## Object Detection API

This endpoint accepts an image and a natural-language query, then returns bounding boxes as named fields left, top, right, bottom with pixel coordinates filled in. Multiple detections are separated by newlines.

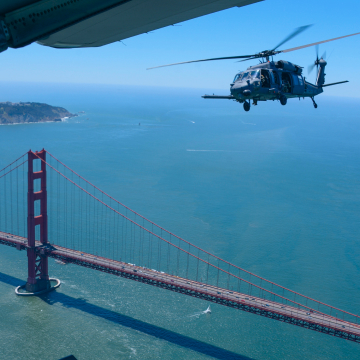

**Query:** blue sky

left=0, top=0, right=359, bottom=97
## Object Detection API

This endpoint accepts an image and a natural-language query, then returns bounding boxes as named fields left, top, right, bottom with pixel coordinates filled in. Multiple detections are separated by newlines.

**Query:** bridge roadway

left=1, top=231, right=360, bottom=343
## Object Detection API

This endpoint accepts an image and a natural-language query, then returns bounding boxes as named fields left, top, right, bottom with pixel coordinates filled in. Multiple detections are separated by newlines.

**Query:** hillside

left=0, top=102, right=76, bottom=124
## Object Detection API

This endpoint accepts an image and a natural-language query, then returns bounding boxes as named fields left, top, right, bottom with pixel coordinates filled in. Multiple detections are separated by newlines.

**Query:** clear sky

left=0, top=0, right=359, bottom=97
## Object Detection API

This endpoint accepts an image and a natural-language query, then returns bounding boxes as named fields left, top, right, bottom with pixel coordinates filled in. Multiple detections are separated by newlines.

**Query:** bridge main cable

left=0, top=160, right=28, bottom=180
left=43, top=151, right=360, bottom=323
left=33, top=152, right=359, bottom=323
left=35, top=153, right=329, bottom=314
left=0, top=152, right=28, bottom=174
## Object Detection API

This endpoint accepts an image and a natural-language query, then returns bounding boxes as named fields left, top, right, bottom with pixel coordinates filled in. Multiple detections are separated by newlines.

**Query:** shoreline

left=0, top=114, right=79, bottom=126
left=0, top=101, right=78, bottom=126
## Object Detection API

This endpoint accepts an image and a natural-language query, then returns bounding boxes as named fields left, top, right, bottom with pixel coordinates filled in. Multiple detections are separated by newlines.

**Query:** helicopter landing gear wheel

left=311, top=97, right=318, bottom=109
left=243, top=101, right=250, bottom=112
left=279, top=95, right=287, bottom=106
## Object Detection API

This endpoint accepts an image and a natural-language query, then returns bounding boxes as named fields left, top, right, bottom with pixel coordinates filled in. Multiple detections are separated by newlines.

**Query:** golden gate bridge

left=0, top=149, right=359, bottom=343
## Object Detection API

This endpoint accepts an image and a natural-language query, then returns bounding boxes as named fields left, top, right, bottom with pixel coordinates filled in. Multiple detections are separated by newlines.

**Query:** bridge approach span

left=1, top=231, right=360, bottom=343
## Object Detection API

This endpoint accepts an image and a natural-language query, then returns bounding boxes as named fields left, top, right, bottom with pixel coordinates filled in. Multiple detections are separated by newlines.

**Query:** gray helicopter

left=148, top=26, right=359, bottom=111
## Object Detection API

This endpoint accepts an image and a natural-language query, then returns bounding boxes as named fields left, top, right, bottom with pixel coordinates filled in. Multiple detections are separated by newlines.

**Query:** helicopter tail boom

left=321, top=80, right=349, bottom=87
left=202, top=95, right=234, bottom=99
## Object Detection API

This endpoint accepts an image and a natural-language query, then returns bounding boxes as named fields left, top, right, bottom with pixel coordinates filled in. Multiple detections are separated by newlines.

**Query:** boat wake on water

left=55, top=259, right=68, bottom=265
left=189, top=305, right=211, bottom=318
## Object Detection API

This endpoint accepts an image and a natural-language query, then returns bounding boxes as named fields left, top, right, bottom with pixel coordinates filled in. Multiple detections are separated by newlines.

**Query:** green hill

left=0, top=102, right=76, bottom=124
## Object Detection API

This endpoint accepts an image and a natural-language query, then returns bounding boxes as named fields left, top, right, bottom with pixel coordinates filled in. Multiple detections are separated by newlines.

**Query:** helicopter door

left=260, top=70, right=271, bottom=88
left=281, top=72, right=292, bottom=94
left=271, top=71, right=280, bottom=87
left=292, top=74, right=304, bottom=95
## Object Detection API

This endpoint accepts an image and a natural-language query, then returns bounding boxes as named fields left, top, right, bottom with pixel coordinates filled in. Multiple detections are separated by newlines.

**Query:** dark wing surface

left=0, top=0, right=263, bottom=52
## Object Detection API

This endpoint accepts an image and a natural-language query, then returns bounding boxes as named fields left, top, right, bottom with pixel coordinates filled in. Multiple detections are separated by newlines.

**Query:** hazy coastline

left=0, top=101, right=77, bottom=125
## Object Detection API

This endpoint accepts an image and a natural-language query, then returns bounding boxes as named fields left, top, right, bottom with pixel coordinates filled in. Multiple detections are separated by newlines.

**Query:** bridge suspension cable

left=0, top=150, right=359, bottom=333
left=0, top=153, right=28, bottom=238
left=26, top=150, right=360, bottom=325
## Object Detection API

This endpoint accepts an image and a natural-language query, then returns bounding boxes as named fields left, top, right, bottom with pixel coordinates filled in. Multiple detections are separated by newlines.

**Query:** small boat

left=203, top=305, right=211, bottom=314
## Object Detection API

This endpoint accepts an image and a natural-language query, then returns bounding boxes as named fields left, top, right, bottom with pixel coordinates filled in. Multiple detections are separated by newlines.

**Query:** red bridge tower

left=25, top=150, right=50, bottom=293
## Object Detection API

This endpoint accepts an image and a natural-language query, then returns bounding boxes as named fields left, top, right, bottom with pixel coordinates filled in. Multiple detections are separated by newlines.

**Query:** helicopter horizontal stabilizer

left=202, top=95, right=234, bottom=99
left=321, top=80, right=349, bottom=87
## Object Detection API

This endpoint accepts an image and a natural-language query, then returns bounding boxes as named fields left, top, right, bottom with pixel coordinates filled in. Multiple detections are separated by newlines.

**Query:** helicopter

left=148, top=26, right=360, bottom=112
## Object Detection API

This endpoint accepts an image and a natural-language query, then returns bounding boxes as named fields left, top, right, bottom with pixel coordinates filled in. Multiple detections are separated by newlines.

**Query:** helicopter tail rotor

left=307, top=63, right=316, bottom=74
left=308, top=45, right=327, bottom=75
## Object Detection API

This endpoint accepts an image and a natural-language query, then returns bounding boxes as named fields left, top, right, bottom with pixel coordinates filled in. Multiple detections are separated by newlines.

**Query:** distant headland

left=0, top=102, right=77, bottom=125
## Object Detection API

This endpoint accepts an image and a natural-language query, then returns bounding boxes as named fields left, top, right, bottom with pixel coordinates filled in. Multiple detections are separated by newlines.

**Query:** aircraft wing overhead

left=0, top=0, right=263, bottom=52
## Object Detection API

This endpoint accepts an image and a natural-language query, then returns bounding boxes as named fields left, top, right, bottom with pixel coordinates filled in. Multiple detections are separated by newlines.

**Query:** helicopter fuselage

left=152, top=26, right=355, bottom=111
left=203, top=57, right=348, bottom=111
left=229, top=60, right=323, bottom=104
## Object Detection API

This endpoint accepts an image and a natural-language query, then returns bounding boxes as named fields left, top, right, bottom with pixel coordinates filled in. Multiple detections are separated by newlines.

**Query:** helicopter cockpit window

left=239, top=71, right=259, bottom=81
left=250, top=70, right=260, bottom=79
left=233, top=74, right=241, bottom=82
left=240, top=72, right=250, bottom=80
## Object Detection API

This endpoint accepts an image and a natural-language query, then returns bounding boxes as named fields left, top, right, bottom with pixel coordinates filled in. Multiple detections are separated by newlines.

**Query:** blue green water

left=0, top=82, right=360, bottom=359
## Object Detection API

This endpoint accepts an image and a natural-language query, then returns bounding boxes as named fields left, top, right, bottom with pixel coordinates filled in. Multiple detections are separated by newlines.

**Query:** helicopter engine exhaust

left=275, top=61, right=302, bottom=74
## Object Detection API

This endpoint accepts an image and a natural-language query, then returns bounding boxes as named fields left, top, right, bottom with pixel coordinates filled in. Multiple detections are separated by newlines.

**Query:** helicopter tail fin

left=315, top=59, right=327, bottom=87
left=321, top=80, right=349, bottom=87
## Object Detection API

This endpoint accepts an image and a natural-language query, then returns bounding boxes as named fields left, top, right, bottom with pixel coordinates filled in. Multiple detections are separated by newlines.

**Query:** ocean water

left=0, top=82, right=359, bottom=359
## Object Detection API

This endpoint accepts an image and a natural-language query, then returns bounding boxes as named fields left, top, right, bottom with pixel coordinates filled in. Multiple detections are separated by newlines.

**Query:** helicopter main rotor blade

left=272, top=25, right=313, bottom=51
left=147, top=55, right=255, bottom=70
left=281, top=31, right=360, bottom=53
left=308, top=63, right=316, bottom=74
left=238, top=56, right=258, bottom=62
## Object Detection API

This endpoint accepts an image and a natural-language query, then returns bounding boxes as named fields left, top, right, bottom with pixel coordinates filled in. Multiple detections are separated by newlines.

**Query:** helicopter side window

left=272, top=71, right=280, bottom=85
left=269, top=71, right=275, bottom=84
left=250, top=70, right=260, bottom=79
left=298, top=75, right=304, bottom=86
left=281, top=72, right=292, bottom=93
left=292, top=74, right=299, bottom=86
left=260, top=69, right=270, bottom=88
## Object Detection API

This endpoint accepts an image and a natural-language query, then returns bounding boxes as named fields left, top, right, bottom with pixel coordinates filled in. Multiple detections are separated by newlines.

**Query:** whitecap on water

left=203, top=305, right=211, bottom=314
